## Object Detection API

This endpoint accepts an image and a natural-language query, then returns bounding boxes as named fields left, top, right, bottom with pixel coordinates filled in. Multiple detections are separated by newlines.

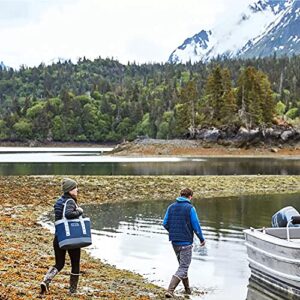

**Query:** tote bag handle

left=62, top=199, right=87, bottom=236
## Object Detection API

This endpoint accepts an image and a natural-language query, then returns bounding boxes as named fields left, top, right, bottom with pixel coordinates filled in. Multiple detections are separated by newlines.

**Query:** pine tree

left=178, top=80, right=198, bottom=129
left=203, top=66, right=236, bottom=126
left=237, top=66, right=275, bottom=128
left=258, top=71, right=275, bottom=125
left=220, top=68, right=237, bottom=125
left=205, top=66, right=224, bottom=125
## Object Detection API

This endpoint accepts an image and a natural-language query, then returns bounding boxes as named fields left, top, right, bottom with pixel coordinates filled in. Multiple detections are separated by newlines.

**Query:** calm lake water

left=1, top=148, right=300, bottom=175
left=41, top=192, right=300, bottom=300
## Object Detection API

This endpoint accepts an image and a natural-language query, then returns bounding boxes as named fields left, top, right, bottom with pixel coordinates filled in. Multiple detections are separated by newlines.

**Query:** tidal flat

left=1, top=175, right=300, bottom=299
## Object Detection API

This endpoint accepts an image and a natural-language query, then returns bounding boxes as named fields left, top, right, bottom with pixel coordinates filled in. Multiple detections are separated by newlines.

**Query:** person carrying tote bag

left=40, top=178, right=87, bottom=295
left=55, top=198, right=92, bottom=250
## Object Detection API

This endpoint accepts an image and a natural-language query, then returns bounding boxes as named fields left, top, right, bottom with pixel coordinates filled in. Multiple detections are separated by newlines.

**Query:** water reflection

left=247, top=276, right=298, bottom=300
left=79, top=193, right=300, bottom=300
left=1, top=152, right=300, bottom=175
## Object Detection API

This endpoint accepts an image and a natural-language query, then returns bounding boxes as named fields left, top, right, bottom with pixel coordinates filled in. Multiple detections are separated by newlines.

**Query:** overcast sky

left=0, top=0, right=252, bottom=69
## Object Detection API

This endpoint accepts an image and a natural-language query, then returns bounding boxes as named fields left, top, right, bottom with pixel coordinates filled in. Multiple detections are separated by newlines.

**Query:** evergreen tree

left=258, top=71, right=275, bottom=125
left=0, top=55, right=298, bottom=142
left=237, top=66, right=274, bottom=128
left=203, top=66, right=236, bottom=126
left=220, top=68, right=237, bottom=125
left=175, top=80, right=199, bottom=135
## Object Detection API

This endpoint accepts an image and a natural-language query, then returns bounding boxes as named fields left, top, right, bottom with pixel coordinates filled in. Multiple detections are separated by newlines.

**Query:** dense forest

left=0, top=54, right=299, bottom=142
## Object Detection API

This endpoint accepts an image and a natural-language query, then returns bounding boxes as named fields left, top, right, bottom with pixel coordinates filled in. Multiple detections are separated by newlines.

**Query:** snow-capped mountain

left=168, top=0, right=299, bottom=63
left=240, top=0, right=300, bottom=58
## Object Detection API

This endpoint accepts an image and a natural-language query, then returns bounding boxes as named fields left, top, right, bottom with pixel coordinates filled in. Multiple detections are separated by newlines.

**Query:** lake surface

left=1, top=148, right=300, bottom=175
left=42, top=192, right=300, bottom=300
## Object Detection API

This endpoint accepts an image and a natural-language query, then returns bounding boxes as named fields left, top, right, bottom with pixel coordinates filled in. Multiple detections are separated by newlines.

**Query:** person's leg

left=68, top=248, right=81, bottom=294
left=175, top=245, right=192, bottom=294
left=53, top=236, right=67, bottom=272
left=174, top=244, right=192, bottom=280
left=182, top=277, right=192, bottom=294
left=174, top=245, right=181, bottom=263
left=40, top=236, right=65, bottom=294
left=165, top=245, right=183, bottom=298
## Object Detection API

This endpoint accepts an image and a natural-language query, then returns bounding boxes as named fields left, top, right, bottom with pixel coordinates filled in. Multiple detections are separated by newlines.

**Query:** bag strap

left=62, top=198, right=78, bottom=219
left=62, top=198, right=87, bottom=236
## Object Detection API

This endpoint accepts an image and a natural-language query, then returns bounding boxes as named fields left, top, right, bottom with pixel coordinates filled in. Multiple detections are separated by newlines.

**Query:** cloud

left=0, top=0, right=253, bottom=68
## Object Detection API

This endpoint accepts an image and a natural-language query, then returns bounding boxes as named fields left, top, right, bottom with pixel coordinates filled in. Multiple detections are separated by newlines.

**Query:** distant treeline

left=0, top=55, right=299, bottom=142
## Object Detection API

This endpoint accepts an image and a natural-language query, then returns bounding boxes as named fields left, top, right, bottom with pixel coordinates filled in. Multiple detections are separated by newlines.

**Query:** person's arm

left=190, top=207, right=205, bottom=245
left=163, top=207, right=170, bottom=231
left=65, top=199, right=83, bottom=219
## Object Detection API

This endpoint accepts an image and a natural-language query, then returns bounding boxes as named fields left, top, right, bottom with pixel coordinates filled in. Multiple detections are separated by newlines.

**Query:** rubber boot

left=69, top=273, right=80, bottom=294
left=40, top=266, right=58, bottom=294
left=182, top=277, right=191, bottom=295
left=165, top=275, right=181, bottom=298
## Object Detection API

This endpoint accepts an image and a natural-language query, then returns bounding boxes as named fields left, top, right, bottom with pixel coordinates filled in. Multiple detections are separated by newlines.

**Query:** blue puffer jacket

left=163, top=196, right=205, bottom=245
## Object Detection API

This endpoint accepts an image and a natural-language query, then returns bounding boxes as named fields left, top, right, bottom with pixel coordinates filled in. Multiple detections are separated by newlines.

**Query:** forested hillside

left=0, top=55, right=299, bottom=142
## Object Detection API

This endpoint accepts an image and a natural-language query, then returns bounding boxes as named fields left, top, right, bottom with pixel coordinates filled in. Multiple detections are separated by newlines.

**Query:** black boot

left=165, top=275, right=181, bottom=298
left=69, top=273, right=80, bottom=294
left=182, top=277, right=191, bottom=295
left=40, top=267, right=58, bottom=294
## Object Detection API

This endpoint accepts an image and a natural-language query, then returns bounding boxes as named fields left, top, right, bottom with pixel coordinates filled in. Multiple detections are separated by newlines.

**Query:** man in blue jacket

left=163, top=188, right=205, bottom=298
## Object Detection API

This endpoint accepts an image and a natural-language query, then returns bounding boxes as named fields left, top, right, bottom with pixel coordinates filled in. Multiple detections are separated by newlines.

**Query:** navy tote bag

left=55, top=199, right=92, bottom=250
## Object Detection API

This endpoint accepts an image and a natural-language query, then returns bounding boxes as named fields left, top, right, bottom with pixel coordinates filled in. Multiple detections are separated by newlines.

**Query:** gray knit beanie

left=62, top=178, right=77, bottom=193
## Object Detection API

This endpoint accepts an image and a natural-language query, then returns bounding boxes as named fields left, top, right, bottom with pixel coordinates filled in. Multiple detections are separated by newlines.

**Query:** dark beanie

left=62, top=178, right=77, bottom=193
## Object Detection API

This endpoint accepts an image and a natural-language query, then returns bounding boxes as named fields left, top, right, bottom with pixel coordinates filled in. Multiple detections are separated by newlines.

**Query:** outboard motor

left=271, top=206, right=300, bottom=227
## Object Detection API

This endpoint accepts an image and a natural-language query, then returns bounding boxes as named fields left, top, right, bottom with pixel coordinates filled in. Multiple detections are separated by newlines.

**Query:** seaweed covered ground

left=1, top=175, right=300, bottom=299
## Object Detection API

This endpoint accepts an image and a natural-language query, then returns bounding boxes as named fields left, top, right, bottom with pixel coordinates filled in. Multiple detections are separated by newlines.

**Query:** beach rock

left=264, top=127, right=282, bottom=139
left=234, top=127, right=260, bottom=143
left=192, top=125, right=300, bottom=147
left=203, top=128, right=220, bottom=142
left=281, top=130, right=294, bottom=141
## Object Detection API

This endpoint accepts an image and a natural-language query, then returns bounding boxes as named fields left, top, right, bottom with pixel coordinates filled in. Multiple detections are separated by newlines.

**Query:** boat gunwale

left=244, top=228, right=300, bottom=249
left=245, top=241, right=300, bottom=264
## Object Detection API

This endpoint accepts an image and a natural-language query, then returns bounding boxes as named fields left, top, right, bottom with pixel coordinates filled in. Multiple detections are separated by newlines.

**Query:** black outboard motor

left=291, top=216, right=300, bottom=225
left=271, top=206, right=300, bottom=227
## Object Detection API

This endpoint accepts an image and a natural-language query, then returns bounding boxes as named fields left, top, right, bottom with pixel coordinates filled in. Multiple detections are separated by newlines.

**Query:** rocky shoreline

left=1, top=175, right=300, bottom=299
left=111, top=138, right=300, bottom=156
left=188, top=125, right=300, bottom=147
left=2, top=125, right=300, bottom=155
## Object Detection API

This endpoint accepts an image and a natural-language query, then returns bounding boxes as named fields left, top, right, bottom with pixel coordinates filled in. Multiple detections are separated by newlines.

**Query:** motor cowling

left=271, top=206, right=300, bottom=227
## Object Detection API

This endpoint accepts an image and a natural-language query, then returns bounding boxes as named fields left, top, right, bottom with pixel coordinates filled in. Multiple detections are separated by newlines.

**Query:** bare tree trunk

left=191, top=100, right=195, bottom=129
left=279, top=71, right=283, bottom=95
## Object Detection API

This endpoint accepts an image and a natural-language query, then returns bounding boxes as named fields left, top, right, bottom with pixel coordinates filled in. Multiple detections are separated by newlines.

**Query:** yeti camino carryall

left=55, top=199, right=92, bottom=250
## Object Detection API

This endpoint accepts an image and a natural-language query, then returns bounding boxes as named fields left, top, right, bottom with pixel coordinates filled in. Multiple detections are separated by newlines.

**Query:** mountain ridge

left=169, top=0, right=300, bottom=63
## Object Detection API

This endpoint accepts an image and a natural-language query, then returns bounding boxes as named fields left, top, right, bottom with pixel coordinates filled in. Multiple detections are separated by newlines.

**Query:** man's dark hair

left=180, top=188, right=193, bottom=198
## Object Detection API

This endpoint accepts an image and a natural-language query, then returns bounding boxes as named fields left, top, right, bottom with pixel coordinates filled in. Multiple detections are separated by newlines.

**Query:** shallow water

left=1, top=148, right=300, bottom=175
left=76, top=193, right=300, bottom=300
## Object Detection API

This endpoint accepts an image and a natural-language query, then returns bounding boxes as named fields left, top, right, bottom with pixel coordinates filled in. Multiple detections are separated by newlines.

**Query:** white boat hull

left=244, top=228, right=300, bottom=298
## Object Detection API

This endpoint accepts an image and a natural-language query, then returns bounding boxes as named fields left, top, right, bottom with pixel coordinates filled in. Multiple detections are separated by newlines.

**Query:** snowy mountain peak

left=168, top=0, right=299, bottom=63
left=169, top=30, right=212, bottom=63
left=178, top=30, right=211, bottom=51
left=250, top=0, right=290, bottom=13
